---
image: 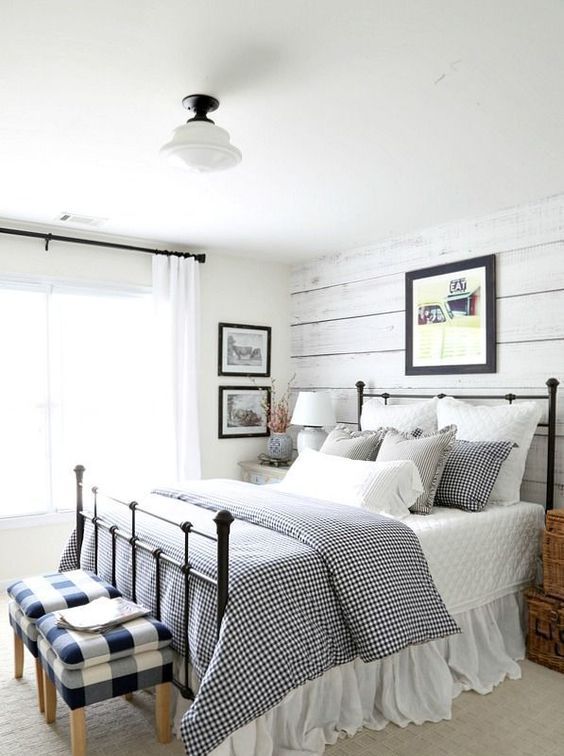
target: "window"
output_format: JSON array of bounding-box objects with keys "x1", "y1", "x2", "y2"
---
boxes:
[{"x1": 0, "y1": 280, "x2": 155, "y2": 519}]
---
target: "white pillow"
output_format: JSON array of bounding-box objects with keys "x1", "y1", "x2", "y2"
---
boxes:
[
  {"x1": 436, "y1": 397, "x2": 542, "y2": 505},
  {"x1": 277, "y1": 448, "x2": 423, "y2": 518},
  {"x1": 361, "y1": 397, "x2": 438, "y2": 435}
]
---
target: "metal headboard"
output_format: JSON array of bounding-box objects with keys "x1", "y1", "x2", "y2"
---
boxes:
[{"x1": 355, "y1": 377, "x2": 559, "y2": 511}]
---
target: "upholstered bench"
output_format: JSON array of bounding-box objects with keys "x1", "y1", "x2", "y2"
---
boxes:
[
  {"x1": 37, "y1": 611, "x2": 174, "y2": 756},
  {"x1": 7, "y1": 570, "x2": 121, "y2": 712}
]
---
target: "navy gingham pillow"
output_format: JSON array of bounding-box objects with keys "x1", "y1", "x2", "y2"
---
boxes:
[{"x1": 435, "y1": 440, "x2": 514, "y2": 512}]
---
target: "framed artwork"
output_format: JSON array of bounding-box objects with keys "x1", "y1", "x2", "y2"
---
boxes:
[
  {"x1": 218, "y1": 322, "x2": 271, "y2": 377},
  {"x1": 405, "y1": 254, "x2": 496, "y2": 375},
  {"x1": 218, "y1": 385, "x2": 271, "y2": 438}
]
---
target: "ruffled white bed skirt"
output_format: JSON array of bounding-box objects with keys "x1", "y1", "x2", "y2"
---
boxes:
[{"x1": 175, "y1": 591, "x2": 525, "y2": 756}]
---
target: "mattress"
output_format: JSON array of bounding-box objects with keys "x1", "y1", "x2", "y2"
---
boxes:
[{"x1": 405, "y1": 500, "x2": 544, "y2": 614}]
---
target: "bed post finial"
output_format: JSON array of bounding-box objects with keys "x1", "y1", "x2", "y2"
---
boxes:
[
  {"x1": 356, "y1": 381, "x2": 365, "y2": 430},
  {"x1": 74, "y1": 464, "x2": 85, "y2": 559},
  {"x1": 546, "y1": 378, "x2": 559, "y2": 511}
]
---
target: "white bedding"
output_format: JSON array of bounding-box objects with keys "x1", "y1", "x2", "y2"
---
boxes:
[
  {"x1": 174, "y1": 498, "x2": 544, "y2": 755},
  {"x1": 406, "y1": 500, "x2": 544, "y2": 613}
]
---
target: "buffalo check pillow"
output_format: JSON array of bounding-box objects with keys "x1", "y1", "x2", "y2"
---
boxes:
[
  {"x1": 377, "y1": 425, "x2": 457, "y2": 514},
  {"x1": 435, "y1": 440, "x2": 515, "y2": 511}
]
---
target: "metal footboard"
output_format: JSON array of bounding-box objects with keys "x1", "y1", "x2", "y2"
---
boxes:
[{"x1": 73, "y1": 465, "x2": 233, "y2": 699}]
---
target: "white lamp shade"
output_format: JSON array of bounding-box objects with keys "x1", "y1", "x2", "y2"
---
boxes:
[
  {"x1": 291, "y1": 391, "x2": 336, "y2": 427},
  {"x1": 160, "y1": 121, "x2": 242, "y2": 172}
]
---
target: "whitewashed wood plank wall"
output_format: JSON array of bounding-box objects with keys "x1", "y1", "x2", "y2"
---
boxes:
[{"x1": 290, "y1": 194, "x2": 564, "y2": 507}]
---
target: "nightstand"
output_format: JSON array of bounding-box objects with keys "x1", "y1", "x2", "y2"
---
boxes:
[{"x1": 238, "y1": 460, "x2": 290, "y2": 485}]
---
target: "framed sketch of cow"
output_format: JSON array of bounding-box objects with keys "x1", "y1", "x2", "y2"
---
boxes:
[
  {"x1": 405, "y1": 254, "x2": 496, "y2": 375},
  {"x1": 218, "y1": 323, "x2": 271, "y2": 377}
]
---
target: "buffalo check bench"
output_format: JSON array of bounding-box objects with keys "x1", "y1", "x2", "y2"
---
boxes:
[
  {"x1": 37, "y1": 612, "x2": 174, "y2": 756},
  {"x1": 7, "y1": 570, "x2": 121, "y2": 712}
]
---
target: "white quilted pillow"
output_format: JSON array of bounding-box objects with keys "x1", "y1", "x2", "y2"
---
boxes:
[
  {"x1": 436, "y1": 398, "x2": 542, "y2": 505},
  {"x1": 277, "y1": 449, "x2": 424, "y2": 518},
  {"x1": 360, "y1": 397, "x2": 438, "y2": 435}
]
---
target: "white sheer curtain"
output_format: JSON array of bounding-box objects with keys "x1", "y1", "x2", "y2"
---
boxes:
[{"x1": 152, "y1": 255, "x2": 201, "y2": 481}]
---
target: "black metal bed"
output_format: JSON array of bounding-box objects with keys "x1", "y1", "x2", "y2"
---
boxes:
[
  {"x1": 355, "y1": 377, "x2": 560, "y2": 510},
  {"x1": 71, "y1": 376, "x2": 559, "y2": 699},
  {"x1": 73, "y1": 467, "x2": 233, "y2": 700}
]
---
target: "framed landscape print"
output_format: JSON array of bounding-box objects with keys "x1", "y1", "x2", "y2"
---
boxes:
[
  {"x1": 218, "y1": 323, "x2": 271, "y2": 377},
  {"x1": 218, "y1": 386, "x2": 271, "y2": 438},
  {"x1": 405, "y1": 254, "x2": 496, "y2": 375}
]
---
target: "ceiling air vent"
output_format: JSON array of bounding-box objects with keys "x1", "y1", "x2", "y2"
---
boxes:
[{"x1": 56, "y1": 212, "x2": 107, "y2": 228}]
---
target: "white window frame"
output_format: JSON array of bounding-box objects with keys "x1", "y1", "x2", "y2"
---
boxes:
[{"x1": 0, "y1": 274, "x2": 151, "y2": 527}]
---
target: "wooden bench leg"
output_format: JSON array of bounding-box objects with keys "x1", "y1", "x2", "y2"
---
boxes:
[
  {"x1": 70, "y1": 708, "x2": 86, "y2": 756},
  {"x1": 44, "y1": 673, "x2": 57, "y2": 724},
  {"x1": 13, "y1": 633, "x2": 24, "y2": 679},
  {"x1": 155, "y1": 682, "x2": 171, "y2": 744},
  {"x1": 35, "y1": 658, "x2": 45, "y2": 713}
]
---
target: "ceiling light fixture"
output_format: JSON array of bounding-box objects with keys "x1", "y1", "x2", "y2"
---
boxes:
[{"x1": 160, "y1": 94, "x2": 242, "y2": 173}]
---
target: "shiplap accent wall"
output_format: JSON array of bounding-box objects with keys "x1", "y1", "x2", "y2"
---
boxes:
[{"x1": 290, "y1": 194, "x2": 564, "y2": 507}]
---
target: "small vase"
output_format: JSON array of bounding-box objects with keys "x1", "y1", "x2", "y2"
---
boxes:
[{"x1": 267, "y1": 432, "x2": 293, "y2": 462}]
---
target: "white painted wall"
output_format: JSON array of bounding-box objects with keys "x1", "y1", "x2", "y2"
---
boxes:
[
  {"x1": 290, "y1": 193, "x2": 564, "y2": 508},
  {"x1": 0, "y1": 227, "x2": 291, "y2": 581},
  {"x1": 199, "y1": 254, "x2": 291, "y2": 479}
]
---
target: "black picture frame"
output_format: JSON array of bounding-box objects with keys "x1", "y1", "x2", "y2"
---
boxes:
[
  {"x1": 218, "y1": 385, "x2": 271, "y2": 439},
  {"x1": 218, "y1": 322, "x2": 272, "y2": 377},
  {"x1": 405, "y1": 254, "x2": 496, "y2": 375}
]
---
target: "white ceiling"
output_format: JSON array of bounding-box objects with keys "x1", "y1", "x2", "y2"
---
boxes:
[{"x1": 1, "y1": 1, "x2": 563, "y2": 262}]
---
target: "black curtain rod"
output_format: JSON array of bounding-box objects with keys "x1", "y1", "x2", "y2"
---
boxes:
[{"x1": 0, "y1": 226, "x2": 206, "y2": 263}]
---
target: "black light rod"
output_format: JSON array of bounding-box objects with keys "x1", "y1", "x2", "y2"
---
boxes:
[{"x1": 0, "y1": 226, "x2": 206, "y2": 263}]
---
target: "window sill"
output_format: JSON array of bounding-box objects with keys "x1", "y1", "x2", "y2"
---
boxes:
[{"x1": 0, "y1": 510, "x2": 75, "y2": 531}]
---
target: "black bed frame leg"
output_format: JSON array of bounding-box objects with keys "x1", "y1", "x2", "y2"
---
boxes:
[
  {"x1": 74, "y1": 464, "x2": 85, "y2": 559},
  {"x1": 546, "y1": 378, "x2": 559, "y2": 511},
  {"x1": 214, "y1": 509, "x2": 234, "y2": 639}
]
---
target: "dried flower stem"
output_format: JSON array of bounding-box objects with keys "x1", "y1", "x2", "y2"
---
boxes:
[{"x1": 250, "y1": 374, "x2": 296, "y2": 433}]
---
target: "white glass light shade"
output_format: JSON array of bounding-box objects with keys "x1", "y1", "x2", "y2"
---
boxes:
[
  {"x1": 160, "y1": 121, "x2": 242, "y2": 172},
  {"x1": 291, "y1": 392, "x2": 336, "y2": 427}
]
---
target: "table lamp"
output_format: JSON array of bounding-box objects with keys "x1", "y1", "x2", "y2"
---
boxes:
[{"x1": 291, "y1": 391, "x2": 336, "y2": 453}]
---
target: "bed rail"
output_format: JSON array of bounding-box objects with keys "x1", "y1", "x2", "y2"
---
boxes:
[
  {"x1": 355, "y1": 377, "x2": 559, "y2": 511},
  {"x1": 73, "y1": 468, "x2": 233, "y2": 699}
]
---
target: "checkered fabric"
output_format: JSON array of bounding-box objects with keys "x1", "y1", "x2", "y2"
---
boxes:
[
  {"x1": 7, "y1": 570, "x2": 121, "y2": 620},
  {"x1": 435, "y1": 439, "x2": 515, "y2": 511},
  {"x1": 61, "y1": 481, "x2": 459, "y2": 756},
  {"x1": 8, "y1": 601, "x2": 39, "y2": 656},
  {"x1": 36, "y1": 612, "x2": 173, "y2": 669},
  {"x1": 377, "y1": 425, "x2": 458, "y2": 514},
  {"x1": 59, "y1": 481, "x2": 459, "y2": 756},
  {"x1": 59, "y1": 530, "x2": 79, "y2": 572},
  {"x1": 38, "y1": 636, "x2": 172, "y2": 710}
]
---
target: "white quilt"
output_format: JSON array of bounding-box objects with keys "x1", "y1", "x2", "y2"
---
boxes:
[{"x1": 406, "y1": 501, "x2": 544, "y2": 613}]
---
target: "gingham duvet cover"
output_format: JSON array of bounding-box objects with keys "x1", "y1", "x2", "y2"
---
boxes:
[{"x1": 59, "y1": 479, "x2": 458, "y2": 756}]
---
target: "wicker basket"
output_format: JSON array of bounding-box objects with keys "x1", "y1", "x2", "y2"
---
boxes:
[
  {"x1": 543, "y1": 510, "x2": 564, "y2": 601},
  {"x1": 546, "y1": 510, "x2": 564, "y2": 535},
  {"x1": 525, "y1": 587, "x2": 564, "y2": 673}
]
